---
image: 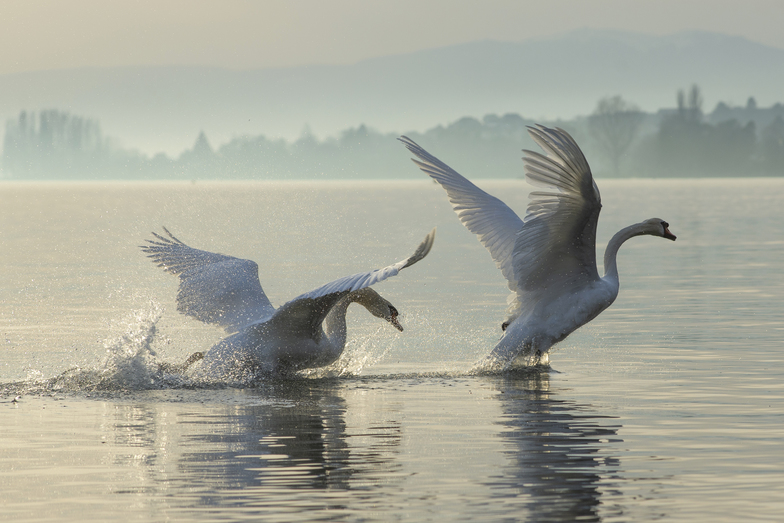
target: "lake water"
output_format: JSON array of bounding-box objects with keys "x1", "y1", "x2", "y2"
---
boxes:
[{"x1": 1, "y1": 179, "x2": 783, "y2": 522}]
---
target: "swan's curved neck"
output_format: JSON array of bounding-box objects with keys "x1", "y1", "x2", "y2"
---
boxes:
[
  {"x1": 603, "y1": 223, "x2": 648, "y2": 282},
  {"x1": 322, "y1": 297, "x2": 352, "y2": 349},
  {"x1": 321, "y1": 289, "x2": 380, "y2": 348}
]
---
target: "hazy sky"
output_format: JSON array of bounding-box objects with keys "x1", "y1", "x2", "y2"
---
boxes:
[{"x1": 2, "y1": 0, "x2": 783, "y2": 75}]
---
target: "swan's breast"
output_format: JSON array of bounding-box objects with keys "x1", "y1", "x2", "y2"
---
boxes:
[{"x1": 537, "y1": 280, "x2": 618, "y2": 342}]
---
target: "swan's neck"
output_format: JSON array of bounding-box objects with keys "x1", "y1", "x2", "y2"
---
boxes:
[
  {"x1": 603, "y1": 223, "x2": 648, "y2": 283},
  {"x1": 322, "y1": 296, "x2": 353, "y2": 349},
  {"x1": 321, "y1": 288, "x2": 381, "y2": 349}
]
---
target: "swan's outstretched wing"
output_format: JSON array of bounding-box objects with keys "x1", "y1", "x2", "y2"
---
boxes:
[
  {"x1": 293, "y1": 227, "x2": 435, "y2": 302},
  {"x1": 141, "y1": 228, "x2": 275, "y2": 332},
  {"x1": 399, "y1": 136, "x2": 523, "y2": 291},
  {"x1": 269, "y1": 228, "x2": 435, "y2": 331},
  {"x1": 512, "y1": 125, "x2": 603, "y2": 299}
]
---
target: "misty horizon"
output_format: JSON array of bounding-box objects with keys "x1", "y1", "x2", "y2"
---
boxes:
[
  {"x1": 3, "y1": 29, "x2": 784, "y2": 158},
  {"x1": 3, "y1": 86, "x2": 783, "y2": 180}
]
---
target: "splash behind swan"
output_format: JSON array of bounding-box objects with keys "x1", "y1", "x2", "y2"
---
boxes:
[
  {"x1": 400, "y1": 125, "x2": 675, "y2": 369},
  {"x1": 142, "y1": 228, "x2": 435, "y2": 378}
]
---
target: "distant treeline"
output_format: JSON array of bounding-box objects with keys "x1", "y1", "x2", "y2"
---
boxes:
[{"x1": 3, "y1": 86, "x2": 784, "y2": 180}]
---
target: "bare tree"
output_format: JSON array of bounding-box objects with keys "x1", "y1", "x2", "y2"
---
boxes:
[{"x1": 588, "y1": 95, "x2": 644, "y2": 176}]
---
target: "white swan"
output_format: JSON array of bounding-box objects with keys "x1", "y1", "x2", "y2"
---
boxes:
[
  {"x1": 400, "y1": 125, "x2": 675, "y2": 369},
  {"x1": 142, "y1": 227, "x2": 435, "y2": 378}
]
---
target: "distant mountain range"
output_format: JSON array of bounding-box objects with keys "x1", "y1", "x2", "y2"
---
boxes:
[{"x1": 2, "y1": 29, "x2": 784, "y2": 156}]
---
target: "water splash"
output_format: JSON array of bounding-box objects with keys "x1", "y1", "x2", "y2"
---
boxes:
[
  {"x1": 469, "y1": 347, "x2": 551, "y2": 376},
  {"x1": 3, "y1": 304, "x2": 205, "y2": 396},
  {"x1": 1, "y1": 305, "x2": 547, "y2": 397},
  {"x1": 97, "y1": 304, "x2": 166, "y2": 389}
]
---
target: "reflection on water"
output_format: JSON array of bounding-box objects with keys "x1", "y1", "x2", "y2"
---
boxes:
[
  {"x1": 1, "y1": 373, "x2": 630, "y2": 522},
  {"x1": 94, "y1": 373, "x2": 625, "y2": 521},
  {"x1": 174, "y1": 387, "x2": 352, "y2": 494},
  {"x1": 486, "y1": 371, "x2": 623, "y2": 522},
  {"x1": 101, "y1": 381, "x2": 404, "y2": 520}
]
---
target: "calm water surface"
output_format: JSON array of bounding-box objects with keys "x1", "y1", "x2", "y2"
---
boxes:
[{"x1": 1, "y1": 179, "x2": 783, "y2": 522}]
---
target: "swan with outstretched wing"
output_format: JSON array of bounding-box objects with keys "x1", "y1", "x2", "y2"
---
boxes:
[
  {"x1": 142, "y1": 227, "x2": 435, "y2": 377},
  {"x1": 400, "y1": 125, "x2": 675, "y2": 369}
]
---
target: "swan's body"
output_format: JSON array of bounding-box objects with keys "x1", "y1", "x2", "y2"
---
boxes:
[
  {"x1": 142, "y1": 228, "x2": 435, "y2": 377},
  {"x1": 400, "y1": 125, "x2": 675, "y2": 369}
]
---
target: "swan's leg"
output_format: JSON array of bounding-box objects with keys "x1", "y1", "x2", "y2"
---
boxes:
[
  {"x1": 482, "y1": 324, "x2": 553, "y2": 371},
  {"x1": 502, "y1": 340, "x2": 534, "y2": 368},
  {"x1": 508, "y1": 337, "x2": 551, "y2": 367},
  {"x1": 157, "y1": 351, "x2": 204, "y2": 374},
  {"x1": 536, "y1": 350, "x2": 550, "y2": 366},
  {"x1": 182, "y1": 351, "x2": 204, "y2": 369},
  {"x1": 528, "y1": 337, "x2": 552, "y2": 366}
]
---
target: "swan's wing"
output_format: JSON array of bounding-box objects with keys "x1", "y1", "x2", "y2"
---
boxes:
[
  {"x1": 399, "y1": 136, "x2": 523, "y2": 291},
  {"x1": 291, "y1": 227, "x2": 435, "y2": 303},
  {"x1": 263, "y1": 292, "x2": 347, "y2": 341},
  {"x1": 266, "y1": 228, "x2": 435, "y2": 334},
  {"x1": 141, "y1": 228, "x2": 275, "y2": 332},
  {"x1": 512, "y1": 125, "x2": 603, "y2": 299}
]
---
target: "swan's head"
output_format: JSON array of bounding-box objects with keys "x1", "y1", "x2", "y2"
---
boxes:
[
  {"x1": 351, "y1": 288, "x2": 404, "y2": 331},
  {"x1": 643, "y1": 218, "x2": 677, "y2": 241}
]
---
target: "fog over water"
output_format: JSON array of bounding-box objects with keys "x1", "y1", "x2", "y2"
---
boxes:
[{"x1": 3, "y1": 30, "x2": 784, "y2": 161}]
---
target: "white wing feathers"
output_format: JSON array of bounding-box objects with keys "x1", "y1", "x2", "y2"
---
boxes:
[
  {"x1": 512, "y1": 126, "x2": 603, "y2": 297},
  {"x1": 141, "y1": 228, "x2": 276, "y2": 333},
  {"x1": 525, "y1": 125, "x2": 594, "y2": 193},
  {"x1": 399, "y1": 136, "x2": 523, "y2": 291},
  {"x1": 143, "y1": 227, "x2": 435, "y2": 335},
  {"x1": 267, "y1": 227, "x2": 435, "y2": 337},
  {"x1": 400, "y1": 127, "x2": 602, "y2": 321},
  {"x1": 290, "y1": 227, "x2": 436, "y2": 303}
]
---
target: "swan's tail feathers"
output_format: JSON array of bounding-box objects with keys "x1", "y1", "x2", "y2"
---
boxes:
[{"x1": 401, "y1": 227, "x2": 436, "y2": 270}]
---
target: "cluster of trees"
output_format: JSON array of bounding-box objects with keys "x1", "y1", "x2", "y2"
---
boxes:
[
  {"x1": 1, "y1": 110, "x2": 157, "y2": 179},
  {"x1": 1, "y1": 112, "x2": 413, "y2": 180},
  {"x1": 588, "y1": 86, "x2": 784, "y2": 177},
  {"x1": 655, "y1": 86, "x2": 757, "y2": 175},
  {"x1": 3, "y1": 110, "x2": 105, "y2": 178},
  {"x1": 3, "y1": 87, "x2": 784, "y2": 180}
]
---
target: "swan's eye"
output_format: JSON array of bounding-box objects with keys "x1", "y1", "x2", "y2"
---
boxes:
[
  {"x1": 501, "y1": 322, "x2": 509, "y2": 331},
  {"x1": 661, "y1": 221, "x2": 669, "y2": 228},
  {"x1": 389, "y1": 306, "x2": 399, "y2": 318}
]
